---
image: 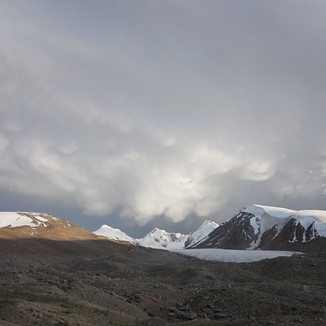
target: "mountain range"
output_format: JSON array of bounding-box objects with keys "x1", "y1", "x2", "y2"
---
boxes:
[
  {"x1": 191, "y1": 205, "x2": 326, "y2": 252},
  {"x1": 94, "y1": 220, "x2": 219, "y2": 250},
  {"x1": 1, "y1": 204, "x2": 325, "y2": 253},
  {"x1": 95, "y1": 205, "x2": 326, "y2": 252}
]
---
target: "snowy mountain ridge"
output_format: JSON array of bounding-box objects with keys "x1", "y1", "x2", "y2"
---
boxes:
[
  {"x1": 94, "y1": 220, "x2": 219, "y2": 250},
  {"x1": 135, "y1": 227, "x2": 188, "y2": 250},
  {"x1": 194, "y1": 204, "x2": 326, "y2": 251}
]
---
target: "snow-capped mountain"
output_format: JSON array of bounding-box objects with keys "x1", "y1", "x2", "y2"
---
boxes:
[
  {"x1": 135, "y1": 227, "x2": 188, "y2": 250},
  {"x1": 0, "y1": 212, "x2": 100, "y2": 240},
  {"x1": 193, "y1": 205, "x2": 326, "y2": 251},
  {"x1": 94, "y1": 225, "x2": 135, "y2": 243},
  {"x1": 185, "y1": 220, "x2": 219, "y2": 248},
  {"x1": 93, "y1": 224, "x2": 188, "y2": 249},
  {"x1": 94, "y1": 221, "x2": 218, "y2": 250}
]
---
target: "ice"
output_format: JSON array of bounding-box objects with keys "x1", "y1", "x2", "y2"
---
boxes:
[{"x1": 174, "y1": 248, "x2": 298, "y2": 263}]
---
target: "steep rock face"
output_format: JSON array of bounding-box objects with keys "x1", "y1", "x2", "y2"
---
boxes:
[
  {"x1": 192, "y1": 211, "x2": 256, "y2": 249},
  {"x1": 194, "y1": 205, "x2": 326, "y2": 251}
]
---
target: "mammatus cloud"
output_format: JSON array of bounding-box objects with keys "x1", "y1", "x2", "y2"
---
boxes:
[{"x1": 0, "y1": 1, "x2": 326, "y2": 228}]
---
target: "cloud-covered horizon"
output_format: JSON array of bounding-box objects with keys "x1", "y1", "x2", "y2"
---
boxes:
[{"x1": 1, "y1": 1, "x2": 326, "y2": 232}]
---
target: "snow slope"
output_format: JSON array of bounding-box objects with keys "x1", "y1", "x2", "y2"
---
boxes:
[
  {"x1": 174, "y1": 248, "x2": 297, "y2": 263},
  {"x1": 0, "y1": 212, "x2": 56, "y2": 228},
  {"x1": 94, "y1": 225, "x2": 134, "y2": 243},
  {"x1": 185, "y1": 220, "x2": 219, "y2": 248}
]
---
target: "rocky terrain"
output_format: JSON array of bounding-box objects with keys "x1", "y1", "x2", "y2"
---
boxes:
[{"x1": 0, "y1": 237, "x2": 325, "y2": 325}]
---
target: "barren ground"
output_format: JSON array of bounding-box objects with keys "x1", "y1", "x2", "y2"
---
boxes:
[{"x1": 0, "y1": 239, "x2": 325, "y2": 325}]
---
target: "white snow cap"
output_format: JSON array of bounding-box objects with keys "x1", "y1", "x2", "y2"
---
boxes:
[
  {"x1": 94, "y1": 224, "x2": 134, "y2": 243},
  {"x1": 244, "y1": 204, "x2": 326, "y2": 222}
]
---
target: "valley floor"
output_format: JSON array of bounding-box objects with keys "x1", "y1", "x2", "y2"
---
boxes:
[{"x1": 0, "y1": 238, "x2": 325, "y2": 325}]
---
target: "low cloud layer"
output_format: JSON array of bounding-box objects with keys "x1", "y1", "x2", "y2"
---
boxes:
[{"x1": 1, "y1": 1, "x2": 326, "y2": 230}]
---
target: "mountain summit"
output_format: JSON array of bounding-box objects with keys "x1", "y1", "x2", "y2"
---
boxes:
[
  {"x1": 94, "y1": 221, "x2": 218, "y2": 250},
  {"x1": 94, "y1": 224, "x2": 135, "y2": 243},
  {"x1": 185, "y1": 220, "x2": 219, "y2": 248}
]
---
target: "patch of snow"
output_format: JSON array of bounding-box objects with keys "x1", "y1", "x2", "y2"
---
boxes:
[
  {"x1": 174, "y1": 248, "x2": 298, "y2": 263},
  {"x1": 249, "y1": 216, "x2": 260, "y2": 235},
  {"x1": 35, "y1": 215, "x2": 48, "y2": 222},
  {"x1": 0, "y1": 212, "x2": 40, "y2": 228}
]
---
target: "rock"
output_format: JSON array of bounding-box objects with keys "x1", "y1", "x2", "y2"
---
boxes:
[
  {"x1": 179, "y1": 304, "x2": 190, "y2": 311},
  {"x1": 206, "y1": 273, "x2": 215, "y2": 280},
  {"x1": 175, "y1": 310, "x2": 186, "y2": 319},
  {"x1": 213, "y1": 313, "x2": 228, "y2": 319},
  {"x1": 185, "y1": 312, "x2": 197, "y2": 320},
  {"x1": 147, "y1": 317, "x2": 168, "y2": 326}
]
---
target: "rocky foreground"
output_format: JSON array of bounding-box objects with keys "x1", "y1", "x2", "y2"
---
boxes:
[{"x1": 0, "y1": 238, "x2": 325, "y2": 325}]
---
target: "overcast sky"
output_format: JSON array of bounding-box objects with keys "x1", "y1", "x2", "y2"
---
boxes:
[{"x1": 1, "y1": 0, "x2": 326, "y2": 237}]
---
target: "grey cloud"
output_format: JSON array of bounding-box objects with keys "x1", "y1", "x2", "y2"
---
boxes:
[{"x1": 0, "y1": 1, "x2": 326, "y2": 232}]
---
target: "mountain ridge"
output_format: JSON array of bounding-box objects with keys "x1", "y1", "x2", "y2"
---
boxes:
[
  {"x1": 191, "y1": 204, "x2": 326, "y2": 252},
  {"x1": 94, "y1": 220, "x2": 219, "y2": 250}
]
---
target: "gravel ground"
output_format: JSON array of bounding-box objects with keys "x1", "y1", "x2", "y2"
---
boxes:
[{"x1": 0, "y1": 239, "x2": 325, "y2": 325}]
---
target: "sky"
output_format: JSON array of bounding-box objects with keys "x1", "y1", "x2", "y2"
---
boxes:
[{"x1": 1, "y1": 0, "x2": 326, "y2": 237}]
